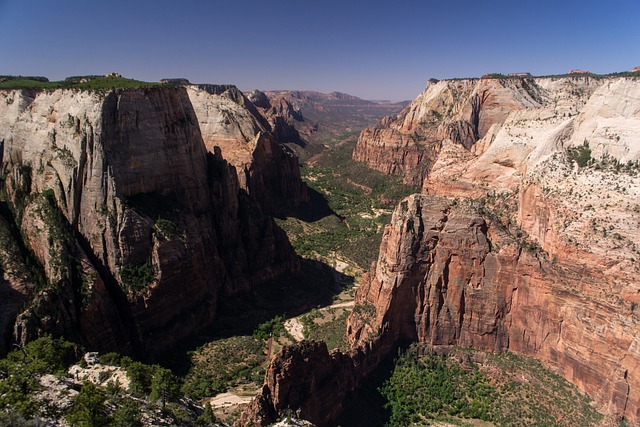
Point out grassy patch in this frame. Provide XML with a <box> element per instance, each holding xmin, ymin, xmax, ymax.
<box><xmin>279</xmin><ymin>134</ymin><xmax>419</xmax><ymax>270</ymax></box>
<box><xmin>380</xmin><ymin>346</ymin><xmax>604</xmax><ymax>427</ymax></box>
<box><xmin>181</xmin><ymin>336</ymin><xmax>265</xmax><ymax>399</ymax></box>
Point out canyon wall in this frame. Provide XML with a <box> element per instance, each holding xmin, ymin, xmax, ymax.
<box><xmin>243</xmin><ymin>194</ymin><xmax>640</xmax><ymax>425</ymax></box>
<box><xmin>347</xmin><ymin>195</ymin><xmax>640</xmax><ymax>421</ymax></box>
<box><xmin>187</xmin><ymin>85</ymin><xmax>308</xmax><ymax>215</ymax></box>
<box><xmin>242</xmin><ymin>76</ymin><xmax>640</xmax><ymax>425</ymax></box>
<box><xmin>0</xmin><ymin>86</ymin><xmax>299</xmax><ymax>356</ymax></box>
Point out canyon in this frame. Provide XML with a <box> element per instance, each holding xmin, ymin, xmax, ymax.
<box><xmin>242</xmin><ymin>76</ymin><xmax>640</xmax><ymax>425</ymax></box>
<box><xmin>0</xmin><ymin>84</ymin><xmax>307</xmax><ymax>356</ymax></box>
<box><xmin>2</xmin><ymin>74</ymin><xmax>640</xmax><ymax>426</ymax></box>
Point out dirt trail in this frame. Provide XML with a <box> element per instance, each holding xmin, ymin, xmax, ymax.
<box><xmin>284</xmin><ymin>318</ymin><xmax>305</xmax><ymax>341</ymax></box>
<box><xmin>208</xmin><ymin>392</ymin><xmax>255</xmax><ymax>408</ymax></box>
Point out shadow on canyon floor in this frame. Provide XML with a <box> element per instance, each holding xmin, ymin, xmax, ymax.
<box><xmin>334</xmin><ymin>350</ymin><xmax>397</xmax><ymax>427</ymax></box>
<box><xmin>278</xmin><ymin>187</ymin><xmax>339</xmax><ymax>222</ymax></box>
<box><xmin>159</xmin><ymin>258</ymin><xmax>351</xmax><ymax>373</ymax></box>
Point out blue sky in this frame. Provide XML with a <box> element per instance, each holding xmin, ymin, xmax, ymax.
<box><xmin>1</xmin><ymin>0</ymin><xmax>639</xmax><ymax>101</ymax></box>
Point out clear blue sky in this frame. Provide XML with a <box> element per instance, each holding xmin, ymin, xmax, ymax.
<box><xmin>1</xmin><ymin>0</ymin><xmax>639</xmax><ymax>101</ymax></box>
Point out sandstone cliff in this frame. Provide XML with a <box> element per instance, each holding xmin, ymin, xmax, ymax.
<box><xmin>241</xmin><ymin>76</ymin><xmax>640</xmax><ymax>425</ymax></box>
<box><xmin>187</xmin><ymin>85</ymin><xmax>308</xmax><ymax>215</ymax></box>
<box><xmin>0</xmin><ymin>86</ymin><xmax>299</xmax><ymax>356</ymax></box>
<box><xmin>354</xmin><ymin>76</ymin><xmax>639</xmax><ymax>186</ymax></box>
<box><xmin>346</xmin><ymin>195</ymin><xmax>640</xmax><ymax>421</ymax></box>
<box><xmin>243</xmin><ymin>195</ymin><xmax>640</xmax><ymax>425</ymax></box>
<box><xmin>355</xmin><ymin>76</ymin><xmax>640</xmax><ymax>295</ymax></box>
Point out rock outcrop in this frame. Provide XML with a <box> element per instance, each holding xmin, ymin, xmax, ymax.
<box><xmin>351</xmin><ymin>76</ymin><xmax>640</xmax><ymax>422</ymax></box>
<box><xmin>187</xmin><ymin>85</ymin><xmax>308</xmax><ymax>215</ymax></box>
<box><xmin>353</xmin><ymin>76</ymin><xmax>627</xmax><ymax>186</ymax></box>
<box><xmin>346</xmin><ymin>195</ymin><xmax>640</xmax><ymax>421</ymax></box>
<box><xmin>238</xmin><ymin>337</ymin><xmax>394</xmax><ymax>427</ymax></box>
<box><xmin>0</xmin><ymin>86</ymin><xmax>299</xmax><ymax>356</ymax></box>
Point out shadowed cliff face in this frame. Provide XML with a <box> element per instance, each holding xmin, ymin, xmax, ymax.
<box><xmin>187</xmin><ymin>85</ymin><xmax>309</xmax><ymax>215</ymax></box>
<box><xmin>0</xmin><ymin>87</ymin><xmax>299</xmax><ymax>356</ymax></box>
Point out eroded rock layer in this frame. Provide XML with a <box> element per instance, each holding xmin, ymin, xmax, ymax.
<box><xmin>0</xmin><ymin>87</ymin><xmax>299</xmax><ymax>356</ymax></box>
<box><xmin>348</xmin><ymin>195</ymin><xmax>640</xmax><ymax>421</ymax></box>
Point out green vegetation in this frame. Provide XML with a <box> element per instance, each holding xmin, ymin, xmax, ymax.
<box><xmin>124</xmin><ymin>360</ymin><xmax>156</xmax><ymax>395</ymax></box>
<box><xmin>0</xmin><ymin>336</ymin><xmax>76</xmax><ymax>417</ymax></box>
<box><xmin>119</xmin><ymin>261</ymin><xmax>154</xmax><ymax>294</ymax></box>
<box><xmin>300</xmin><ymin>308</ymin><xmax>350</xmax><ymax>351</ymax></box>
<box><xmin>154</xmin><ymin>218</ymin><xmax>181</xmax><ymax>238</ymax></box>
<box><xmin>381</xmin><ymin>349</ymin><xmax>495</xmax><ymax>426</ymax></box>
<box><xmin>252</xmin><ymin>315</ymin><xmax>286</xmax><ymax>341</ymax></box>
<box><xmin>568</xmin><ymin>140</ymin><xmax>593</xmax><ymax>167</ymax></box>
<box><xmin>0</xmin><ymin>75</ymin><xmax>163</xmax><ymax>91</ymax></box>
<box><xmin>279</xmin><ymin>134</ymin><xmax>419</xmax><ymax>269</ymax></box>
<box><xmin>181</xmin><ymin>336</ymin><xmax>265</xmax><ymax>399</ymax></box>
<box><xmin>66</xmin><ymin>382</ymin><xmax>110</xmax><ymax>427</ymax></box>
<box><xmin>482</xmin><ymin>73</ymin><xmax>509</xmax><ymax>79</ymax></box>
<box><xmin>149</xmin><ymin>367</ymin><xmax>180</xmax><ymax>410</ymax></box>
<box><xmin>380</xmin><ymin>346</ymin><xmax>604</xmax><ymax>427</ymax></box>
<box><xmin>111</xmin><ymin>399</ymin><xmax>142</xmax><ymax>427</ymax></box>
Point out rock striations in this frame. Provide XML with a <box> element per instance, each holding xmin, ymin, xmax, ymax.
<box><xmin>187</xmin><ymin>84</ymin><xmax>308</xmax><ymax>215</ymax></box>
<box><xmin>348</xmin><ymin>195</ymin><xmax>640</xmax><ymax>421</ymax></box>
<box><xmin>0</xmin><ymin>86</ymin><xmax>301</xmax><ymax>356</ymax></box>
<box><xmin>242</xmin><ymin>76</ymin><xmax>640</xmax><ymax>425</ymax></box>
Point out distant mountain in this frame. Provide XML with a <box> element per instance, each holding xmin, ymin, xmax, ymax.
<box><xmin>247</xmin><ymin>89</ymin><xmax>409</xmax><ymax>159</ymax></box>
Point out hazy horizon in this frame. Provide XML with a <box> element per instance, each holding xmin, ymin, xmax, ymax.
<box><xmin>1</xmin><ymin>0</ymin><xmax>639</xmax><ymax>101</ymax></box>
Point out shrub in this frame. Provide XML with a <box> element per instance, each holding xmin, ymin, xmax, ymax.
<box><xmin>568</xmin><ymin>140</ymin><xmax>592</xmax><ymax>167</ymax></box>
<box><xmin>65</xmin><ymin>382</ymin><xmax>110</xmax><ymax>427</ymax></box>
<box><xmin>120</xmin><ymin>262</ymin><xmax>154</xmax><ymax>293</ymax></box>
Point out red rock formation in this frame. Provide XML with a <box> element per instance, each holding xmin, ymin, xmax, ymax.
<box><xmin>242</xmin><ymin>194</ymin><xmax>640</xmax><ymax>424</ymax></box>
<box><xmin>347</xmin><ymin>195</ymin><xmax>640</xmax><ymax>422</ymax></box>
<box><xmin>0</xmin><ymin>86</ymin><xmax>299</xmax><ymax>356</ymax></box>
<box><xmin>353</xmin><ymin>78</ymin><xmax>543</xmax><ymax>185</ymax></box>
<box><xmin>238</xmin><ymin>337</ymin><xmax>394</xmax><ymax>427</ymax></box>
<box><xmin>188</xmin><ymin>85</ymin><xmax>309</xmax><ymax>215</ymax></box>
<box><xmin>241</xmin><ymin>77</ymin><xmax>640</xmax><ymax>425</ymax></box>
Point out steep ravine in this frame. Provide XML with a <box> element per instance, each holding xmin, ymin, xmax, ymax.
<box><xmin>242</xmin><ymin>195</ymin><xmax>640</xmax><ymax>425</ymax></box>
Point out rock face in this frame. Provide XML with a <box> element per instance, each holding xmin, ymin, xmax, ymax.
<box><xmin>356</xmin><ymin>76</ymin><xmax>640</xmax><ymax>279</ymax></box>
<box><xmin>187</xmin><ymin>85</ymin><xmax>308</xmax><ymax>215</ymax></box>
<box><xmin>346</xmin><ymin>195</ymin><xmax>640</xmax><ymax>421</ymax></box>
<box><xmin>349</xmin><ymin>76</ymin><xmax>640</xmax><ymax>422</ymax></box>
<box><xmin>354</xmin><ymin>76</ymin><xmax>640</xmax><ymax>186</ymax></box>
<box><xmin>243</xmin><ymin>76</ymin><xmax>640</xmax><ymax>425</ymax></box>
<box><xmin>238</xmin><ymin>338</ymin><xmax>393</xmax><ymax>427</ymax></box>
<box><xmin>0</xmin><ymin>86</ymin><xmax>299</xmax><ymax>356</ymax></box>
<box><xmin>242</xmin><ymin>195</ymin><xmax>640</xmax><ymax>425</ymax></box>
